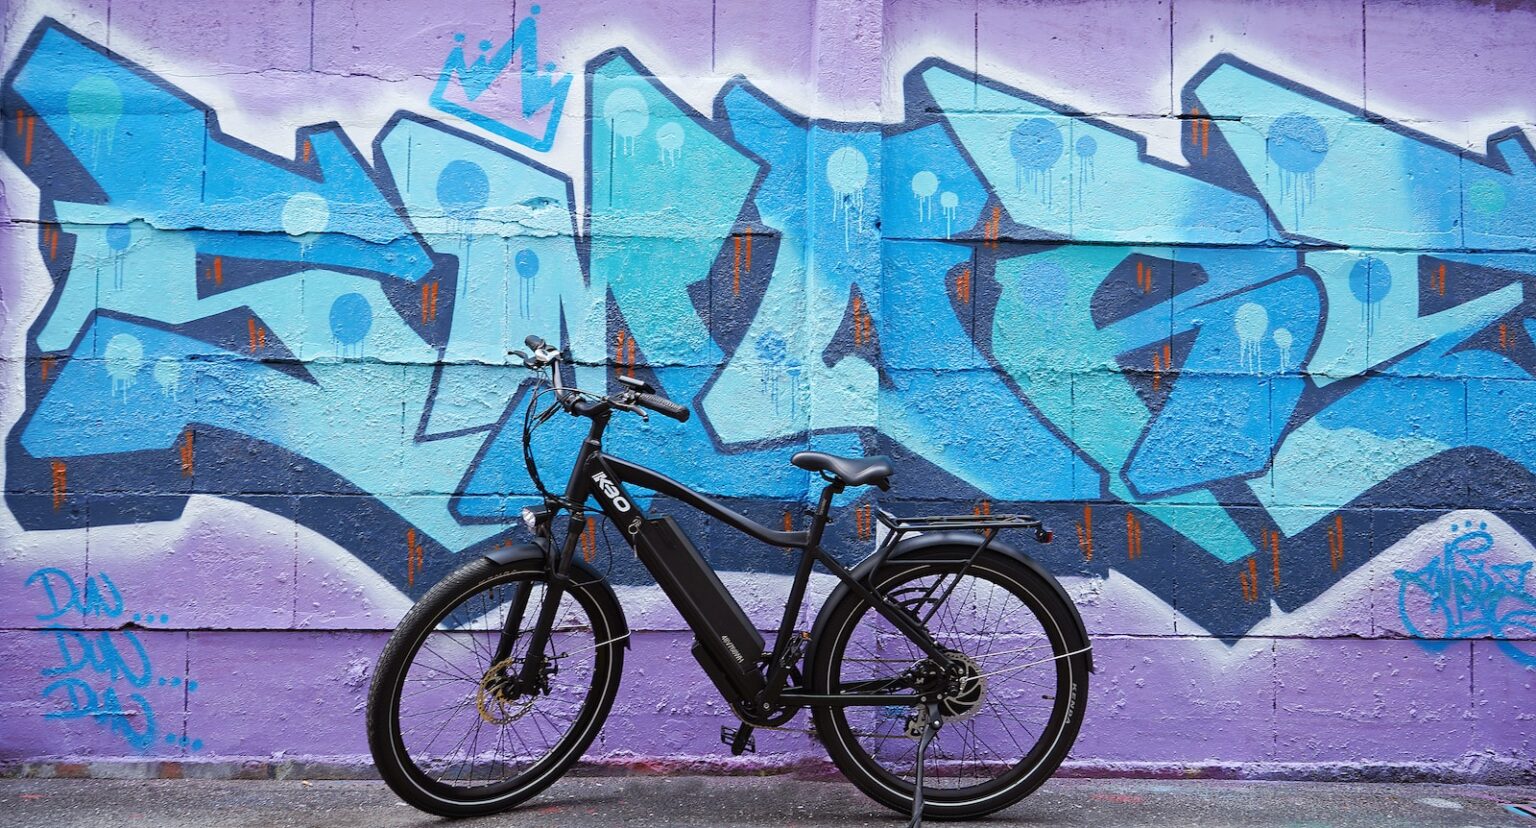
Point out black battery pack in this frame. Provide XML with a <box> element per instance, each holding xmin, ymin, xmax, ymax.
<box><xmin>633</xmin><ymin>516</ymin><xmax>766</xmax><ymax>701</ymax></box>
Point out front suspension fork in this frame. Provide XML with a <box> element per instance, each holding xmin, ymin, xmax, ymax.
<box><xmin>508</xmin><ymin>515</ymin><xmax>584</xmax><ymax>690</ymax></box>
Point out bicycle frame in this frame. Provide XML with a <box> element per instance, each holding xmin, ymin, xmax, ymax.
<box><xmin>516</xmin><ymin>405</ymin><xmax>957</xmax><ymax>722</ymax></box>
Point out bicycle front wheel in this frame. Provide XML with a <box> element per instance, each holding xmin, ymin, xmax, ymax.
<box><xmin>807</xmin><ymin>548</ymin><xmax>1089</xmax><ymax>820</ymax></box>
<box><xmin>367</xmin><ymin>556</ymin><xmax>625</xmax><ymax>817</ymax></box>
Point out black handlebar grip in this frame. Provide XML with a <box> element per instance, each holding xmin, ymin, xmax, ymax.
<box><xmin>635</xmin><ymin>392</ymin><xmax>690</xmax><ymax>422</ymax></box>
<box><xmin>525</xmin><ymin>334</ymin><xmax>547</xmax><ymax>351</ymax></box>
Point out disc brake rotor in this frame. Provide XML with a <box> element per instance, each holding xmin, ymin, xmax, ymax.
<box><xmin>475</xmin><ymin>657</ymin><xmax>535</xmax><ymax>725</ymax></box>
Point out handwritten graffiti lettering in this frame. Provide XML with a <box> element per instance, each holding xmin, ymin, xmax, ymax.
<box><xmin>1396</xmin><ymin>522</ymin><xmax>1536</xmax><ymax>666</ymax></box>
<box><xmin>24</xmin><ymin>567</ymin><xmax>203</xmax><ymax>753</ymax></box>
<box><xmin>40</xmin><ymin>678</ymin><xmax>157</xmax><ymax>751</ymax></box>
<box><xmin>25</xmin><ymin>567</ymin><xmax>124</xmax><ymax>622</ymax></box>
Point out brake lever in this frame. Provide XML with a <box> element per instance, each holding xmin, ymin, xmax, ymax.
<box><xmin>610</xmin><ymin>392</ymin><xmax>649</xmax><ymax>421</ymax></box>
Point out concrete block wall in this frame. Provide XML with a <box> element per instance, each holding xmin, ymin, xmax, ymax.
<box><xmin>1</xmin><ymin>0</ymin><xmax>1533</xmax><ymax>780</ymax></box>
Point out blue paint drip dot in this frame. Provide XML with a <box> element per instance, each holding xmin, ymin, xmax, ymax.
<box><xmin>1009</xmin><ymin>118</ymin><xmax>1064</xmax><ymax>170</ymax></box>
<box><xmin>1267</xmin><ymin>113</ymin><xmax>1329</xmax><ymax>174</ymax></box>
<box><xmin>187</xmin><ymin>680</ymin><xmax>198</xmax><ymax>692</ymax></box>
<box><xmin>191</xmin><ymin>739</ymin><xmax>203</xmax><ymax>751</ymax></box>
<box><xmin>329</xmin><ymin>293</ymin><xmax>374</xmax><ymax>346</ymax></box>
<box><xmin>170</xmin><ymin>676</ymin><xmax>181</xmax><ymax>687</ymax></box>
<box><xmin>515</xmin><ymin>248</ymin><xmax>540</xmax><ymax>280</ymax></box>
<box><xmin>160</xmin><ymin>613</ymin><xmax>169</xmax><ymax>624</ymax></box>
<box><xmin>437</xmin><ymin>159</ymin><xmax>490</xmax><ymax>220</ymax></box>
<box><xmin>165</xmin><ymin>733</ymin><xmax>176</xmax><ymax>744</ymax></box>
<box><xmin>1348</xmin><ymin>256</ymin><xmax>1391</xmax><ymax>306</ymax></box>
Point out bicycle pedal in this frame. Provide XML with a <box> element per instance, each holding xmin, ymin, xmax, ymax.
<box><xmin>721</xmin><ymin>725</ymin><xmax>756</xmax><ymax>755</ymax></box>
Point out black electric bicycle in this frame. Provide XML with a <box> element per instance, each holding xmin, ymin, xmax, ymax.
<box><xmin>367</xmin><ymin>336</ymin><xmax>1092</xmax><ymax>825</ymax></box>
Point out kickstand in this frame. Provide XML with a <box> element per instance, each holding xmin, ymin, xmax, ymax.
<box><xmin>907</xmin><ymin>701</ymin><xmax>943</xmax><ymax>828</ymax></box>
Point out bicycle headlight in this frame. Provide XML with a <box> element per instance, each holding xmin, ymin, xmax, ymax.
<box><xmin>520</xmin><ymin>506</ymin><xmax>548</xmax><ymax>534</ymax></box>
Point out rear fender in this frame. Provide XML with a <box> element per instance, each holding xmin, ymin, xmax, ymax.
<box><xmin>817</xmin><ymin>530</ymin><xmax>1092</xmax><ymax>672</ymax></box>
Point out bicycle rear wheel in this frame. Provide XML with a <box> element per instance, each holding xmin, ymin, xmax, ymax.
<box><xmin>367</xmin><ymin>556</ymin><xmax>625</xmax><ymax>817</ymax></box>
<box><xmin>807</xmin><ymin>548</ymin><xmax>1088</xmax><ymax>820</ymax></box>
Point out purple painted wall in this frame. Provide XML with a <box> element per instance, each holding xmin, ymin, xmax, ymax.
<box><xmin>2</xmin><ymin>0</ymin><xmax>1534</xmax><ymax>782</ymax></box>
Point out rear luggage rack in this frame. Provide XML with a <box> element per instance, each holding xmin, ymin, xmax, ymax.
<box><xmin>875</xmin><ymin>508</ymin><xmax>1045</xmax><ymax>536</ymax></box>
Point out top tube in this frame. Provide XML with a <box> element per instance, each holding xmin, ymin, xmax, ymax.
<box><xmin>601</xmin><ymin>456</ymin><xmax>810</xmax><ymax>548</ymax></box>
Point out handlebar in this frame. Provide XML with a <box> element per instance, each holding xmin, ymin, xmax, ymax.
<box><xmin>512</xmin><ymin>334</ymin><xmax>691</xmax><ymax>423</ymax></box>
<box><xmin>634</xmin><ymin>392</ymin><xmax>690</xmax><ymax>422</ymax></box>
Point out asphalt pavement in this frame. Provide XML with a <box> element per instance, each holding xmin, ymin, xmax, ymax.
<box><xmin>2</xmin><ymin>776</ymin><xmax>1535</xmax><ymax>827</ymax></box>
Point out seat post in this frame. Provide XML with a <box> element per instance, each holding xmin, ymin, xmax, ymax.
<box><xmin>806</xmin><ymin>479</ymin><xmax>844</xmax><ymax>547</ymax></box>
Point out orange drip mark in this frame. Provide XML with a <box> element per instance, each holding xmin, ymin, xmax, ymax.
<box><xmin>956</xmin><ymin>267</ymin><xmax>972</xmax><ymax>304</ymax></box>
<box><xmin>782</xmin><ymin>510</ymin><xmax>794</xmax><ymax>532</ymax></box>
<box><xmin>50</xmin><ymin>460</ymin><xmax>66</xmax><ymax>510</ymax></box>
<box><xmin>47</xmin><ymin>225</ymin><xmax>59</xmax><ymax>260</ymax></box>
<box><xmin>258</xmin><ymin>327</ymin><xmax>267</xmax><ymax>350</ymax></box>
<box><xmin>972</xmin><ymin>499</ymin><xmax>992</xmax><ymax>516</ymax></box>
<box><xmin>213</xmin><ymin>256</ymin><xmax>223</xmax><ymax>287</ymax></box>
<box><xmin>1074</xmin><ymin>505</ymin><xmax>1094</xmax><ymax>561</ymax></box>
<box><xmin>40</xmin><ymin>355</ymin><xmax>54</xmax><ymax>382</ymax></box>
<box><xmin>990</xmin><ymin>206</ymin><xmax>1002</xmax><ymax>248</ymax></box>
<box><xmin>854</xmin><ymin>504</ymin><xmax>874</xmax><ymax>541</ymax></box>
<box><xmin>301</xmin><ymin>140</ymin><xmax>312</xmax><ymax>163</ymax></box>
<box><xmin>1239</xmin><ymin>557</ymin><xmax>1258</xmax><ymax>603</ymax></box>
<box><xmin>1152</xmin><ymin>351</ymin><xmax>1163</xmax><ymax>392</ymax></box>
<box><xmin>1135</xmin><ymin>261</ymin><xmax>1149</xmax><ymax>293</ymax></box>
<box><xmin>1500</xmin><ymin>323</ymin><xmax>1509</xmax><ymax>351</ymax></box>
<box><xmin>582</xmin><ymin>517</ymin><xmax>597</xmax><ymax>563</ymax></box>
<box><xmin>1437</xmin><ymin>263</ymin><xmax>1446</xmax><ymax>296</ymax></box>
<box><xmin>1125</xmin><ymin>511</ymin><xmax>1143</xmax><ymax>560</ymax></box>
<box><xmin>406</xmin><ymin>529</ymin><xmax>425</xmax><ymax>588</ymax></box>
<box><xmin>733</xmin><ymin>236</ymin><xmax>742</xmax><ymax>296</ymax></box>
<box><xmin>179</xmin><ymin>429</ymin><xmax>195</xmax><ymax>477</ymax></box>
<box><xmin>852</xmin><ymin>298</ymin><xmax>871</xmax><ymax>347</ymax></box>
<box><xmin>24</xmin><ymin>113</ymin><xmax>36</xmax><ymax>166</ymax></box>
<box><xmin>1189</xmin><ymin>106</ymin><xmax>1201</xmax><ymax>145</ymax></box>
<box><xmin>745</xmin><ymin>232</ymin><xmax>753</xmax><ymax>273</ymax></box>
<box><xmin>247</xmin><ymin>317</ymin><xmax>259</xmax><ymax>352</ymax></box>
<box><xmin>1327</xmin><ymin>513</ymin><xmax>1345</xmax><ymax>570</ymax></box>
<box><xmin>1200</xmin><ymin>118</ymin><xmax>1210</xmax><ymax>157</ymax></box>
<box><xmin>420</xmin><ymin>281</ymin><xmax>440</xmax><ymax>323</ymax></box>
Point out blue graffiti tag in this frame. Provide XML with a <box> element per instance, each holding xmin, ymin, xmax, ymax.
<box><xmin>24</xmin><ymin>567</ymin><xmax>203</xmax><ymax>753</ymax></box>
<box><xmin>1396</xmin><ymin>523</ymin><xmax>1536</xmax><ymax>666</ymax></box>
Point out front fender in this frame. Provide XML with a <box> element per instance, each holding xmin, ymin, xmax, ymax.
<box><xmin>821</xmin><ymin>530</ymin><xmax>1092</xmax><ymax>672</ymax></box>
<box><xmin>483</xmin><ymin>539</ymin><xmax>631</xmax><ymax>649</ymax></box>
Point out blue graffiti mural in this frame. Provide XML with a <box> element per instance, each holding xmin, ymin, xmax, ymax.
<box><xmin>25</xmin><ymin>567</ymin><xmax>203</xmax><ymax>752</ymax></box>
<box><xmin>7</xmin><ymin>19</ymin><xmax>1536</xmax><ymax>647</ymax></box>
<box><xmin>1396</xmin><ymin>522</ymin><xmax>1536</xmax><ymax>666</ymax></box>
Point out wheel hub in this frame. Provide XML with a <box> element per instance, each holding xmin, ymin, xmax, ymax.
<box><xmin>937</xmin><ymin>653</ymin><xmax>985</xmax><ymax>722</ymax></box>
<box><xmin>475</xmin><ymin>657</ymin><xmax>536</xmax><ymax>724</ymax></box>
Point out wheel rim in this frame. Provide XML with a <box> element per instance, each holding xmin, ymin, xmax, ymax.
<box><xmin>827</xmin><ymin>563</ymin><xmax>1072</xmax><ymax>803</ymax></box>
<box><xmin>388</xmin><ymin>572</ymin><xmax>608</xmax><ymax>800</ymax></box>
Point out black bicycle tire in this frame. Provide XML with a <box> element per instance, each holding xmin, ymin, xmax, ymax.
<box><xmin>367</xmin><ymin>556</ymin><xmax>625</xmax><ymax>818</ymax></box>
<box><xmin>807</xmin><ymin>549</ymin><xmax>1088</xmax><ymax>820</ymax></box>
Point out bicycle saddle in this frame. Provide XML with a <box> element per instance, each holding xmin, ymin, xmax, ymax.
<box><xmin>791</xmin><ymin>451</ymin><xmax>893</xmax><ymax>490</ymax></box>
